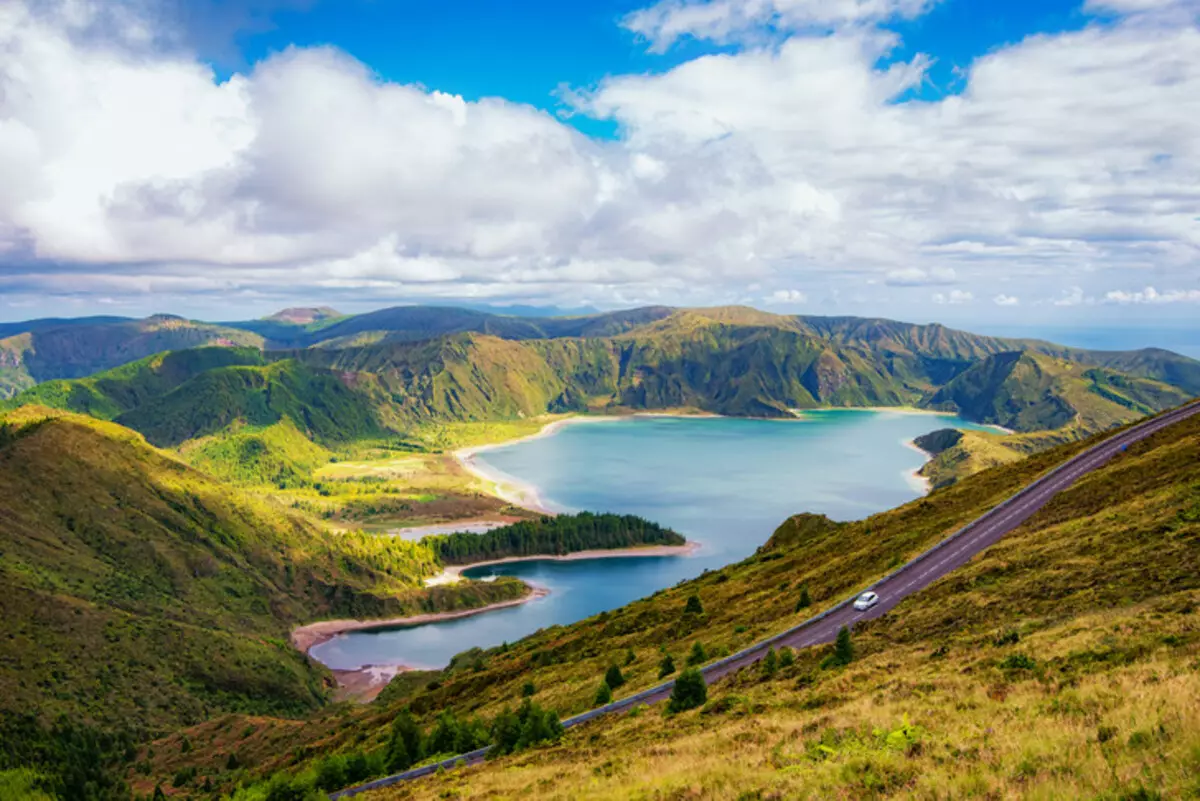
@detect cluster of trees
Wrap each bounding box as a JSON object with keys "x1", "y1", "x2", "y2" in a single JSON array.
[
  {"x1": 386, "y1": 699, "x2": 562, "y2": 774},
  {"x1": 424, "y1": 512, "x2": 686, "y2": 565},
  {"x1": 0, "y1": 713, "x2": 134, "y2": 801},
  {"x1": 246, "y1": 700, "x2": 564, "y2": 799}
]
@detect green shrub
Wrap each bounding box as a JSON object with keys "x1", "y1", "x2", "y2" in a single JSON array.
[
  {"x1": 668, "y1": 668, "x2": 708, "y2": 713},
  {"x1": 687, "y1": 642, "x2": 707, "y2": 667},
  {"x1": 604, "y1": 664, "x2": 626, "y2": 689},
  {"x1": 658, "y1": 653, "x2": 676, "y2": 678}
]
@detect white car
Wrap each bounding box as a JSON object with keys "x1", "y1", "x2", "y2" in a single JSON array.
[{"x1": 853, "y1": 591, "x2": 880, "y2": 611}]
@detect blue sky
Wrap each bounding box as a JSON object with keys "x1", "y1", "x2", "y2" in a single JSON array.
[
  {"x1": 233, "y1": 0, "x2": 1094, "y2": 127},
  {"x1": 0, "y1": 0, "x2": 1198, "y2": 332}
]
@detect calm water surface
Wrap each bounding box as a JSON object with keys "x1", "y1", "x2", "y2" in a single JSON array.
[{"x1": 311, "y1": 411, "x2": 990, "y2": 670}]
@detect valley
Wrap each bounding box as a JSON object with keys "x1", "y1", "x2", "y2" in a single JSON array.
[{"x1": 0, "y1": 304, "x2": 1197, "y2": 800}]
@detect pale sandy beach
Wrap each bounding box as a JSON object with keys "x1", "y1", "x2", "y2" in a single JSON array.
[{"x1": 902, "y1": 437, "x2": 936, "y2": 493}]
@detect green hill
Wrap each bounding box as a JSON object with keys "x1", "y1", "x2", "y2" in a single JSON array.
[
  {"x1": 0, "y1": 407, "x2": 525, "y2": 736},
  {"x1": 0, "y1": 316, "x2": 263, "y2": 399},
  {"x1": 925, "y1": 350, "x2": 1191, "y2": 433},
  {"x1": 183, "y1": 406, "x2": 1200, "y2": 800},
  {"x1": 5, "y1": 309, "x2": 1198, "y2": 491}
]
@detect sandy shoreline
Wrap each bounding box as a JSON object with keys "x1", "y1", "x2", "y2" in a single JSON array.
[{"x1": 902, "y1": 437, "x2": 936, "y2": 493}]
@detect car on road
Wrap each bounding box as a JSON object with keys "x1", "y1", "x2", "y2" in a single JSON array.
[{"x1": 853, "y1": 591, "x2": 879, "y2": 611}]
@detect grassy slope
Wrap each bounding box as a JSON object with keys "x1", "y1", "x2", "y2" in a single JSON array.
[
  {"x1": 143, "y1": 408, "x2": 1199, "y2": 798},
  {"x1": 0, "y1": 408, "x2": 526, "y2": 735},
  {"x1": 0, "y1": 317, "x2": 264, "y2": 399},
  {"x1": 354, "y1": 407, "x2": 1200, "y2": 799}
]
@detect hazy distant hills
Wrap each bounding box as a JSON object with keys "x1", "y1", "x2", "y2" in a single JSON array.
[{"x1": 2, "y1": 305, "x2": 1197, "y2": 456}]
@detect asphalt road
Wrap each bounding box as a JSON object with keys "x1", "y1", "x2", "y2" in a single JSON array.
[{"x1": 333, "y1": 399, "x2": 1200, "y2": 799}]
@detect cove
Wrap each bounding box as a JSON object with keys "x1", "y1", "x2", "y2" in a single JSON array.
[{"x1": 310, "y1": 411, "x2": 993, "y2": 670}]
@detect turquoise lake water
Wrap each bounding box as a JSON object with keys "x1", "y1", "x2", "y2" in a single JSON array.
[{"x1": 310, "y1": 411, "x2": 991, "y2": 670}]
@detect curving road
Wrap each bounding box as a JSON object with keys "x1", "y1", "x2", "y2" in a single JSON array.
[{"x1": 333, "y1": 399, "x2": 1200, "y2": 799}]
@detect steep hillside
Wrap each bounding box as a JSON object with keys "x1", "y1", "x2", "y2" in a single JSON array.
[
  {"x1": 178, "y1": 418, "x2": 335, "y2": 489},
  {"x1": 0, "y1": 408, "x2": 525, "y2": 735},
  {"x1": 925, "y1": 350, "x2": 1190, "y2": 432},
  {"x1": 0, "y1": 316, "x2": 263, "y2": 399},
  {"x1": 1, "y1": 347, "x2": 269, "y2": 420},
  {"x1": 114, "y1": 360, "x2": 390, "y2": 447},
  {"x1": 305, "y1": 305, "x2": 676, "y2": 350},
  {"x1": 186, "y1": 408, "x2": 1200, "y2": 800}
]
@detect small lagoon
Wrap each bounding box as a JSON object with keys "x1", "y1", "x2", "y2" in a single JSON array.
[{"x1": 311, "y1": 411, "x2": 992, "y2": 670}]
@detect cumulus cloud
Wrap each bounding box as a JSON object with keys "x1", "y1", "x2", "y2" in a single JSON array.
[
  {"x1": 2, "y1": 0, "x2": 1200, "y2": 319},
  {"x1": 932, "y1": 290, "x2": 973, "y2": 305},
  {"x1": 886, "y1": 267, "x2": 957, "y2": 287},
  {"x1": 1053, "y1": 287, "x2": 1089, "y2": 307},
  {"x1": 993, "y1": 294, "x2": 1020, "y2": 307},
  {"x1": 1104, "y1": 286, "x2": 1200, "y2": 304},
  {"x1": 766, "y1": 288, "x2": 808, "y2": 304},
  {"x1": 624, "y1": 0, "x2": 935, "y2": 51}
]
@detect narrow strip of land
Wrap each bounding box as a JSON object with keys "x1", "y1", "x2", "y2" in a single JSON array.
[{"x1": 331, "y1": 399, "x2": 1200, "y2": 799}]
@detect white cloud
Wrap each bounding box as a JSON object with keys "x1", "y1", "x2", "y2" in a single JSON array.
[
  {"x1": 993, "y1": 294, "x2": 1020, "y2": 306},
  {"x1": 2, "y1": 0, "x2": 1200, "y2": 320},
  {"x1": 1104, "y1": 286, "x2": 1200, "y2": 304},
  {"x1": 932, "y1": 290, "x2": 973, "y2": 304},
  {"x1": 766, "y1": 288, "x2": 807, "y2": 303},
  {"x1": 624, "y1": 0, "x2": 935, "y2": 51},
  {"x1": 1053, "y1": 286, "x2": 1089, "y2": 307},
  {"x1": 886, "y1": 267, "x2": 957, "y2": 287}
]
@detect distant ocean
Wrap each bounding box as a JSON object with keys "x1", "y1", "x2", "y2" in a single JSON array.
[{"x1": 974, "y1": 325, "x2": 1200, "y2": 360}]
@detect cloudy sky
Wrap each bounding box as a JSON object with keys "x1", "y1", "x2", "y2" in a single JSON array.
[{"x1": 1, "y1": 0, "x2": 1198, "y2": 332}]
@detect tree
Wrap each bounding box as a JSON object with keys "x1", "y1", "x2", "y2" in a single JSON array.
[
  {"x1": 668, "y1": 668, "x2": 707, "y2": 713},
  {"x1": 761, "y1": 646, "x2": 778, "y2": 678},
  {"x1": 489, "y1": 708, "x2": 522, "y2": 757},
  {"x1": 779, "y1": 647, "x2": 795, "y2": 669},
  {"x1": 428, "y1": 711, "x2": 464, "y2": 756},
  {"x1": 315, "y1": 756, "x2": 348, "y2": 791},
  {"x1": 522, "y1": 681, "x2": 537, "y2": 697},
  {"x1": 594, "y1": 681, "x2": 613, "y2": 705},
  {"x1": 834, "y1": 626, "x2": 854, "y2": 666},
  {"x1": 795, "y1": 585, "x2": 812, "y2": 612},
  {"x1": 658, "y1": 653, "x2": 676, "y2": 679},
  {"x1": 604, "y1": 663, "x2": 626, "y2": 689},
  {"x1": 684, "y1": 594, "x2": 704, "y2": 615},
  {"x1": 687, "y1": 641, "x2": 707, "y2": 666},
  {"x1": 624, "y1": 647, "x2": 637, "y2": 666},
  {"x1": 387, "y1": 710, "x2": 423, "y2": 771}
]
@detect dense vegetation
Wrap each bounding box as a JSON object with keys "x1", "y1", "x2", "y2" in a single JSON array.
[
  {"x1": 10, "y1": 308, "x2": 1198, "y2": 445},
  {"x1": 423, "y1": 513, "x2": 687, "y2": 565},
  {"x1": 0, "y1": 407, "x2": 528, "y2": 737},
  {"x1": 0, "y1": 316, "x2": 263, "y2": 399},
  {"x1": 144, "y1": 406, "x2": 1200, "y2": 798}
]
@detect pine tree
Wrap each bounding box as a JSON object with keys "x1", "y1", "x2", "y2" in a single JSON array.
[
  {"x1": 835, "y1": 625, "x2": 854, "y2": 666},
  {"x1": 795, "y1": 585, "x2": 812, "y2": 612},
  {"x1": 668, "y1": 668, "x2": 707, "y2": 713},
  {"x1": 658, "y1": 653, "x2": 676, "y2": 678},
  {"x1": 604, "y1": 663, "x2": 626, "y2": 689},
  {"x1": 624, "y1": 647, "x2": 637, "y2": 666},
  {"x1": 594, "y1": 681, "x2": 613, "y2": 705},
  {"x1": 522, "y1": 681, "x2": 537, "y2": 697},
  {"x1": 387, "y1": 710, "x2": 423, "y2": 771},
  {"x1": 684, "y1": 594, "x2": 704, "y2": 615},
  {"x1": 762, "y1": 646, "x2": 778, "y2": 678},
  {"x1": 687, "y1": 641, "x2": 707, "y2": 666}
]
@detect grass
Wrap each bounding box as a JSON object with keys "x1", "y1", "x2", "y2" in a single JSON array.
[
  {"x1": 0, "y1": 407, "x2": 527, "y2": 736},
  {"x1": 141, "y1": 405, "x2": 1200, "y2": 798}
]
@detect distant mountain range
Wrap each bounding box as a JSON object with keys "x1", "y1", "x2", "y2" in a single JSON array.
[{"x1": 2, "y1": 305, "x2": 1197, "y2": 467}]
